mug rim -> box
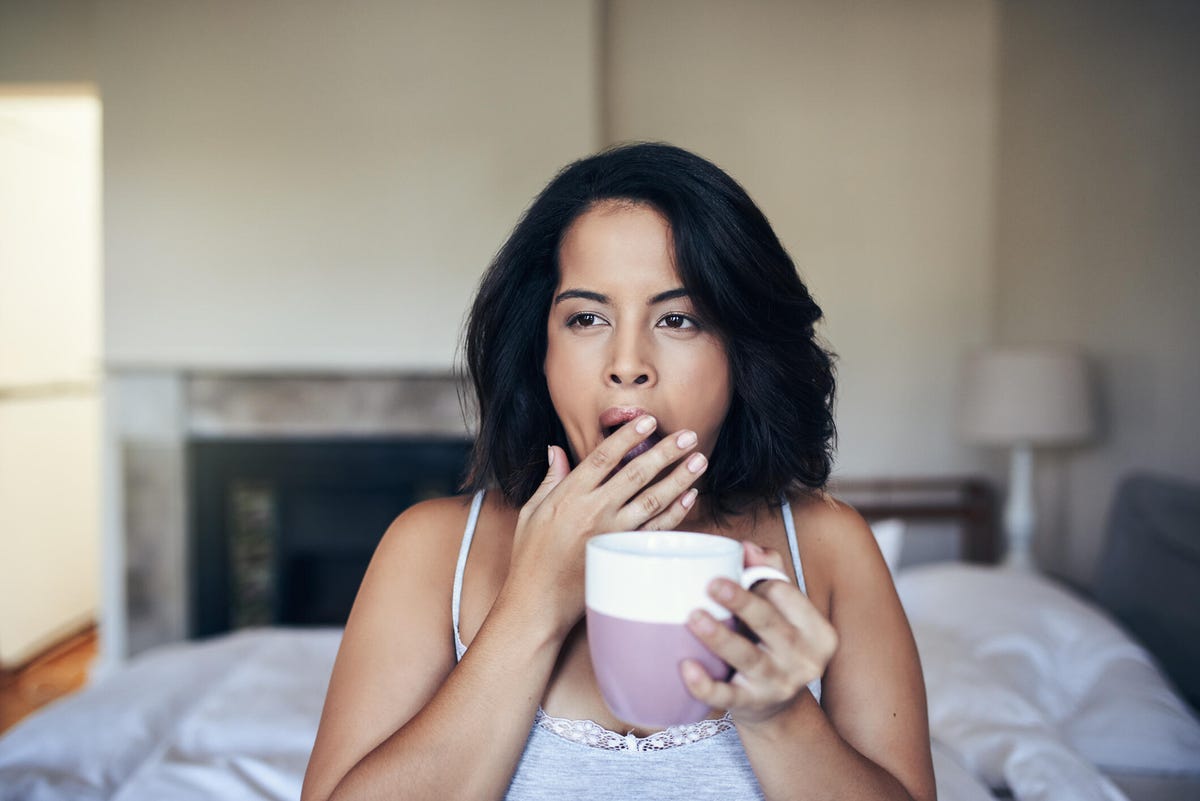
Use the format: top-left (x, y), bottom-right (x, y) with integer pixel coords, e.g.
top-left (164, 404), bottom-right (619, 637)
top-left (587, 530), bottom-right (739, 559)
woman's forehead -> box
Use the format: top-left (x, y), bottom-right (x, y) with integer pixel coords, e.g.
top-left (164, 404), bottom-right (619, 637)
top-left (557, 203), bottom-right (680, 289)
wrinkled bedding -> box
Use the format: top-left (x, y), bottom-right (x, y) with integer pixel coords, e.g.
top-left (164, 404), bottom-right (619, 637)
top-left (2, 566), bottom-right (1198, 801)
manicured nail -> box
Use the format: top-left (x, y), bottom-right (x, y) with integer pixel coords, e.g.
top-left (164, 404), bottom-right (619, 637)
top-left (687, 453), bottom-right (707, 473)
top-left (547, 446), bottom-right (555, 466)
top-left (636, 415), bottom-right (657, 434)
top-left (681, 660), bottom-right (705, 684)
top-left (675, 430), bottom-right (697, 448)
top-left (681, 488), bottom-right (699, 509)
top-left (710, 579), bottom-right (735, 602)
top-left (690, 610), bottom-right (715, 634)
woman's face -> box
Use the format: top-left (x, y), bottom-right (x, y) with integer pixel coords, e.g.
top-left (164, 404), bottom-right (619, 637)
top-left (545, 201), bottom-right (733, 469)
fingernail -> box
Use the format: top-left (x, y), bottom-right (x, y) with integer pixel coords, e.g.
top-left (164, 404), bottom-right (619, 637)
top-left (687, 453), bottom-right (707, 473)
top-left (636, 415), bottom-right (657, 434)
top-left (681, 660), bottom-right (704, 684)
top-left (675, 430), bottom-right (697, 448)
top-left (681, 488), bottom-right (698, 509)
top-left (547, 446), bottom-right (555, 466)
top-left (710, 579), bottom-right (735, 602)
top-left (746, 541), bottom-right (763, 555)
top-left (690, 610), bottom-right (715, 634)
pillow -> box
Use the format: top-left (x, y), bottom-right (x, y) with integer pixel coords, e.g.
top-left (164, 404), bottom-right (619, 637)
top-left (869, 517), bottom-right (905, 574)
top-left (1092, 471), bottom-right (1200, 711)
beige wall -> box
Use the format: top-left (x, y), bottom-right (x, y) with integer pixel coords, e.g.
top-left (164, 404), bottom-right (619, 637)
top-left (98, 0), bottom-right (599, 370)
top-left (0, 0), bottom-right (95, 83)
top-left (994, 0), bottom-right (1200, 583)
top-left (606, 0), bottom-right (999, 478)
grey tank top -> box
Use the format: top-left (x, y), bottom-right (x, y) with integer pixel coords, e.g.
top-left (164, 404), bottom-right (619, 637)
top-left (451, 491), bottom-right (822, 800)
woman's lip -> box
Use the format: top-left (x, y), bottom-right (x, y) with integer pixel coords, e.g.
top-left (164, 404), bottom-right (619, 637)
top-left (598, 406), bottom-right (650, 429)
top-left (618, 432), bottom-right (663, 467)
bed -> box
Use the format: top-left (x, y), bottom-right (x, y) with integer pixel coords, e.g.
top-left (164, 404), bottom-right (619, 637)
top-left (1, 473), bottom-right (1197, 801)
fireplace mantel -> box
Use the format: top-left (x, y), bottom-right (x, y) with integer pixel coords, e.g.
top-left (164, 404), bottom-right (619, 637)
top-left (100, 370), bottom-right (473, 672)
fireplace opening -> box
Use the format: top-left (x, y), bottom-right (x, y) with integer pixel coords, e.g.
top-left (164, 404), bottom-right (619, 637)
top-left (188, 437), bottom-right (473, 637)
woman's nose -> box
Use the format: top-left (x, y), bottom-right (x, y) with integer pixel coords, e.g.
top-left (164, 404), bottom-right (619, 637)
top-left (606, 333), bottom-right (656, 387)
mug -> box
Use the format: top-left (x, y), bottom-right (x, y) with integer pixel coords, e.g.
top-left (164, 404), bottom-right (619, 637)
top-left (585, 530), bottom-right (789, 728)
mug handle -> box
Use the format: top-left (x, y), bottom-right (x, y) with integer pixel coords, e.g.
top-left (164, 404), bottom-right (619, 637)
top-left (740, 565), bottom-right (791, 590)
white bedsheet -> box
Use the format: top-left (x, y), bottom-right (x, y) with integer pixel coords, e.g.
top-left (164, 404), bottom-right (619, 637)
top-left (898, 564), bottom-right (1200, 801)
top-left (3, 566), bottom-right (1197, 801)
top-left (0, 628), bottom-right (339, 801)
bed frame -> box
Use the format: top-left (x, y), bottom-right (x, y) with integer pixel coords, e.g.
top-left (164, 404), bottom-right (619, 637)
top-left (827, 477), bottom-right (999, 565)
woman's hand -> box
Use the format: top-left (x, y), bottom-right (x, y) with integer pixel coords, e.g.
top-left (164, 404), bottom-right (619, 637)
top-left (501, 415), bottom-right (709, 639)
top-left (681, 542), bottom-right (838, 727)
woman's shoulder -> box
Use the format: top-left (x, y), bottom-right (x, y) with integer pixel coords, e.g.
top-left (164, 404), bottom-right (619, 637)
top-left (375, 490), bottom-right (519, 564)
top-left (371, 493), bottom-right (482, 570)
top-left (784, 488), bottom-right (891, 590)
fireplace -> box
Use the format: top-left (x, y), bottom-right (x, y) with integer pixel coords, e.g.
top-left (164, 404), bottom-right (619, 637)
top-left (188, 436), bottom-right (471, 637)
top-left (106, 371), bottom-right (474, 662)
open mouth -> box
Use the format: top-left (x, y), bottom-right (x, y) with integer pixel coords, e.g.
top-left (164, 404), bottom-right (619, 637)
top-left (599, 407), bottom-right (664, 468)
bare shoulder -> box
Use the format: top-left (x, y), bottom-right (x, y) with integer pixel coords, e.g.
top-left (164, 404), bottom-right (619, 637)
top-left (784, 490), bottom-right (891, 601)
top-left (369, 494), bottom-right (478, 575)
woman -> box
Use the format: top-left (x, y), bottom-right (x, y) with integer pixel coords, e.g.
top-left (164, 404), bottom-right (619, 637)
top-left (302, 143), bottom-right (935, 801)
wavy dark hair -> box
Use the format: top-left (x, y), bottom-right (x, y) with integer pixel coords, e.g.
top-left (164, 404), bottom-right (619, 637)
top-left (462, 142), bottom-right (836, 513)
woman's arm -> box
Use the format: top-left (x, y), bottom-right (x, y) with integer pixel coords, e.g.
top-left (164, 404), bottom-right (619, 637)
top-left (301, 496), bottom-right (564, 801)
top-left (682, 501), bottom-right (936, 801)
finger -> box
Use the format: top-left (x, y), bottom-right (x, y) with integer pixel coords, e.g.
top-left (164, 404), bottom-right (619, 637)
top-left (617, 441), bottom-right (707, 527)
top-left (523, 444), bottom-right (571, 511)
top-left (572, 415), bottom-right (660, 487)
top-left (712, 577), bottom-right (837, 670)
top-left (742, 541), bottom-right (787, 572)
top-left (639, 487), bottom-right (699, 531)
top-left (686, 608), bottom-right (771, 681)
top-left (604, 427), bottom-right (701, 508)
top-left (680, 658), bottom-right (741, 710)
top-left (707, 578), bottom-right (801, 660)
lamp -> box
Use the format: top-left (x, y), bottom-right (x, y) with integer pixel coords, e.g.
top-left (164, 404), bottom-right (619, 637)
top-left (958, 347), bottom-right (1096, 569)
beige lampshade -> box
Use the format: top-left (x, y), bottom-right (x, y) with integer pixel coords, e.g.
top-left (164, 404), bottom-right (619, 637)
top-left (959, 347), bottom-right (1096, 445)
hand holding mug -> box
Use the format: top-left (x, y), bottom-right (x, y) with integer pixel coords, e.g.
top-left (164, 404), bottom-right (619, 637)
top-left (680, 542), bottom-right (839, 727)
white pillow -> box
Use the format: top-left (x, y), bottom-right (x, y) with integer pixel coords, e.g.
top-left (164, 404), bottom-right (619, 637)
top-left (869, 518), bottom-right (905, 574)
top-left (898, 564), bottom-right (1200, 775)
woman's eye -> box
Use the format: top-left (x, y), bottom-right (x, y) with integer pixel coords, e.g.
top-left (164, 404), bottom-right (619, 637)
top-left (658, 313), bottom-right (697, 330)
top-left (567, 312), bottom-right (603, 328)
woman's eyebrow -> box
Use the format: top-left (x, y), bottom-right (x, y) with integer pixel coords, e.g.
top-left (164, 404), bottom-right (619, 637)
top-left (553, 287), bottom-right (690, 305)
top-left (554, 289), bottom-right (608, 305)
top-left (649, 288), bottom-right (689, 305)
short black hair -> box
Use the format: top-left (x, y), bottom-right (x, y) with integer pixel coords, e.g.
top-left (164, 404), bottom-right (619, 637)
top-left (462, 142), bottom-right (836, 512)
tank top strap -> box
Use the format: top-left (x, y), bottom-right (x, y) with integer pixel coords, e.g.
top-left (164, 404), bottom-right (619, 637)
top-left (452, 489), bottom-right (487, 662)
top-left (779, 494), bottom-right (809, 596)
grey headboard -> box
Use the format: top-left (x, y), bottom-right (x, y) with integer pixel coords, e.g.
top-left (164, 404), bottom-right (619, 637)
top-left (1092, 471), bottom-right (1200, 711)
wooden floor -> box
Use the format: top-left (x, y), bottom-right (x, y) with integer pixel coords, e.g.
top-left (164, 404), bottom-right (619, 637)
top-left (0, 626), bottom-right (97, 735)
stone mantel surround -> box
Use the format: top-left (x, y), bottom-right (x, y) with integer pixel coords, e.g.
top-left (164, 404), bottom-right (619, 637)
top-left (97, 370), bottom-right (471, 678)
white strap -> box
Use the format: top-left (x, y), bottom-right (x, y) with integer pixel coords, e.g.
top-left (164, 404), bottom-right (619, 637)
top-left (780, 495), bottom-right (808, 596)
top-left (452, 490), bottom-right (487, 660)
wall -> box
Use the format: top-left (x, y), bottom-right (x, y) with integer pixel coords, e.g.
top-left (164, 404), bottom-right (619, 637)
top-left (98, 0), bottom-right (599, 371)
top-left (605, 0), bottom-right (999, 479)
top-left (994, 0), bottom-right (1200, 582)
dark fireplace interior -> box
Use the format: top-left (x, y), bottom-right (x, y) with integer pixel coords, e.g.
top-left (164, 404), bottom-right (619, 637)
top-left (188, 437), bottom-right (473, 637)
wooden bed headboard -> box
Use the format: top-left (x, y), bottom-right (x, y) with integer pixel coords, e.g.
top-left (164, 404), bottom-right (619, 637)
top-left (825, 477), bottom-right (999, 565)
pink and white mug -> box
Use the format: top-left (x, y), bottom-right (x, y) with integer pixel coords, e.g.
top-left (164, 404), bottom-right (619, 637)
top-left (585, 531), bottom-right (789, 728)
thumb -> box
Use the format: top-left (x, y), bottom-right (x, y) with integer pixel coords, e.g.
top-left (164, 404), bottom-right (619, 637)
top-left (743, 540), bottom-right (787, 572)
top-left (527, 445), bottom-right (570, 507)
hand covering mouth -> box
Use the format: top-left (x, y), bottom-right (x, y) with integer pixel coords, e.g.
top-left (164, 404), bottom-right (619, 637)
top-left (599, 407), bottom-right (664, 468)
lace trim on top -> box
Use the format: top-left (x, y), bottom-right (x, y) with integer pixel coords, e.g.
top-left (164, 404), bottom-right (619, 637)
top-left (534, 707), bottom-right (736, 752)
